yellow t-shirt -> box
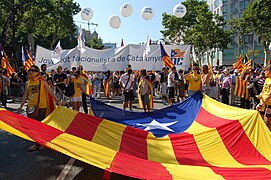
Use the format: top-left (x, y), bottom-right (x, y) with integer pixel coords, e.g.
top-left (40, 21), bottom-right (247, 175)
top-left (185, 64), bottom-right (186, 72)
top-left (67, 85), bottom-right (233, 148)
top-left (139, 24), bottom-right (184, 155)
top-left (185, 73), bottom-right (201, 91)
top-left (73, 77), bottom-right (82, 97)
top-left (262, 78), bottom-right (271, 105)
top-left (27, 78), bottom-right (47, 108)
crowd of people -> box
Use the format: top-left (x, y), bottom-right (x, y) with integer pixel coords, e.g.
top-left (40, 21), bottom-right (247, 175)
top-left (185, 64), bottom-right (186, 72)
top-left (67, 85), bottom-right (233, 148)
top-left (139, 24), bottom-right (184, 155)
top-left (0, 64), bottom-right (267, 110)
top-left (0, 63), bottom-right (270, 146)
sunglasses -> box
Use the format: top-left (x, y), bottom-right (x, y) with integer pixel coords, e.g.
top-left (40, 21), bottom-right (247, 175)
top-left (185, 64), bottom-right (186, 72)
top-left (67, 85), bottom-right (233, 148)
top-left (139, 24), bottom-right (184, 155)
top-left (28, 69), bottom-right (39, 72)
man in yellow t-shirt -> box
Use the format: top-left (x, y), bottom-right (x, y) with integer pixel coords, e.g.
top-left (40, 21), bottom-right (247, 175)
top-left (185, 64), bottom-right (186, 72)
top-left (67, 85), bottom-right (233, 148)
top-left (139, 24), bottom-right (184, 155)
top-left (256, 65), bottom-right (271, 131)
top-left (183, 66), bottom-right (202, 96)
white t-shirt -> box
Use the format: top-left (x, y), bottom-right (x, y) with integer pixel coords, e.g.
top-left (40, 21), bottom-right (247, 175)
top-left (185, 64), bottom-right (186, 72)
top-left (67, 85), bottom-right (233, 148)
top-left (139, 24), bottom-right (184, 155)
top-left (167, 71), bottom-right (175, 87)
top-left (120, 73), bottom-right (135, 91)
top-left (154, 72), bottom-right (160, 82)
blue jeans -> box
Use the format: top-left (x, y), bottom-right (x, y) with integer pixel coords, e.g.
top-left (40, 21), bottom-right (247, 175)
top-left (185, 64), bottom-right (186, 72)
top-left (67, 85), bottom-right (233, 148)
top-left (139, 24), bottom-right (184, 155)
top-left (1, 90), bottom-right (7, 106)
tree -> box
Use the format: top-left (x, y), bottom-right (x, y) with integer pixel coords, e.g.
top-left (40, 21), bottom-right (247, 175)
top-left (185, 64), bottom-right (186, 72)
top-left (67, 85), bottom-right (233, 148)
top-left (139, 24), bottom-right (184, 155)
top-left (86, 36), bottom-right (104, 50)
top-left (18, 0), bottom-right (80, 49)
top-left (0, 0), bottom-right (80, 68)
top-left (161, 0), bottom-right (232, 65)
top-left (241, 0), bottom-right (271, 65)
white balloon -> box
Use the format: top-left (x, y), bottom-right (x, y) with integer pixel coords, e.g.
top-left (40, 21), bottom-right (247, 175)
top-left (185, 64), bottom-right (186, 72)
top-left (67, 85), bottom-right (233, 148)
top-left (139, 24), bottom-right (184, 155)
top-left (120, 3), bottom-right (133, 17)
top-left (109, 15), bottom-right (121, 29)
top-left (81, 8), bottom-right (93, 21)
top-left (141, 7), bottom-right (154, 20)
top-left (173, 4), bottom-right (187, 18)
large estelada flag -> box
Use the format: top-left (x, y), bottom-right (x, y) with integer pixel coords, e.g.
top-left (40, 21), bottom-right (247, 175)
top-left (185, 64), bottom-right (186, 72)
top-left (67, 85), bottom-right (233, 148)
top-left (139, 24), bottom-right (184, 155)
top-left (1, 92), bottom-right (271, 179)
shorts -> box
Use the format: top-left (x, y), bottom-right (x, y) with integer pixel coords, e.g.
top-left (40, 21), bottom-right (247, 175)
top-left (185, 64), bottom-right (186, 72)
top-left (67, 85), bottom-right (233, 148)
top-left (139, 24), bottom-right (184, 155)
top-left (71, 96), bottom-right (82, 102)
top-left (168, 87), bottom-right (175, 98)
top-left (259, 105), bottom-right (271, 117)
top-left (123, 90), bottom-right (134, 102)
top-left (141, 94), bottom-right (150, 105)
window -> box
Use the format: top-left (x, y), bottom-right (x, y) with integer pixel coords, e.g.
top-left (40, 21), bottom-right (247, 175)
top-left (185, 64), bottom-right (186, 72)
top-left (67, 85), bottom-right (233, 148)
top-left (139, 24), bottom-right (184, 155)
top-left (245, 0), bottom-right (250, 8)
top-left (224, 15), bottom-right (227, 21)
top-left (240, 1), bottom-right (245, 11)
top-left (223, 4), bottom-right (227, 13)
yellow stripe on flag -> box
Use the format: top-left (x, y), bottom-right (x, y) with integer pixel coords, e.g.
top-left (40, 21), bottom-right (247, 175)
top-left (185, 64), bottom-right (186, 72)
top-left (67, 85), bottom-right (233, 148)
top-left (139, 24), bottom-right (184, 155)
top-left (147, 133), bottom-right (179, 164)
top-left (238, 112), bottom-right (271, 161)
top-left (186, 121), bottom-right (244, 167)
top-left (47, 133), bottom-right (116, 170)
top-left (42, 106), bottom-right (78, 132)
top-left (201, 94), bottom-right (271, 162)
top-left (92, 120), bottom-right (126, 151)
top-left (163, 163), bottom-right (224, 180)
top-left (0, 121), bottom-right (33, 142)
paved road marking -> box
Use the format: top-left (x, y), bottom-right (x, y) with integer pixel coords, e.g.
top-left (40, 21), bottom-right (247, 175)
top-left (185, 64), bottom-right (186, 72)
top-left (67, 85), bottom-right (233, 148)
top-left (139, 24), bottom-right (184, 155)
top-left (56, 158), bottom-right (75, 180)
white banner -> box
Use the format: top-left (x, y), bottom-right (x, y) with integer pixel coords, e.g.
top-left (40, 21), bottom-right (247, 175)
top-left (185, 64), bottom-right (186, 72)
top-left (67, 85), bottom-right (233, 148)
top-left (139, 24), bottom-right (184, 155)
top-left (35, 44), bottom-right (191, 71)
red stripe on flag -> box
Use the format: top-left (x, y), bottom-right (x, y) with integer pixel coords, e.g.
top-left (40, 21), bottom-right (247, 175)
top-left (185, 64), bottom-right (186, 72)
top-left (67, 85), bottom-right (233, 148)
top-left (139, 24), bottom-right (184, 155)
top-left (170, 130), bottom-right (271, 179)
top-left (65, 113), bottom-right (103, 141)
top-left (119, 126), bottom-right (148, 159)
top-left (211, 167), bottom-right (271, 180)
top-left (195, 108), bottom-right (271, 165)
top-left (108, 152), bottom-right (172, 179)
top-left (170, 132), bottom-right (209, 166)
top-left (0, 110), bottom-right (62, 144)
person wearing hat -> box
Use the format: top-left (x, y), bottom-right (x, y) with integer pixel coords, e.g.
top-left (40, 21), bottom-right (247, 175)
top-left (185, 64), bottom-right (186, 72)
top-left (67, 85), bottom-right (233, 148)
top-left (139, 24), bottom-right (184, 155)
top-left (230, 69), bottom-right (239, 105)
top-left (183, 66), bottom-right (202, 96)
top-left (219, 69), bottom-right (232, 105)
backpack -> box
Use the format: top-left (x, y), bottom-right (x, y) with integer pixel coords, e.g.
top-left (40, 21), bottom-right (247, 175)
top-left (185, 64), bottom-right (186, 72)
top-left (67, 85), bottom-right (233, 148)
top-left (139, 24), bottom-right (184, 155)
top-left (64, 82), bottom-right (75, 97)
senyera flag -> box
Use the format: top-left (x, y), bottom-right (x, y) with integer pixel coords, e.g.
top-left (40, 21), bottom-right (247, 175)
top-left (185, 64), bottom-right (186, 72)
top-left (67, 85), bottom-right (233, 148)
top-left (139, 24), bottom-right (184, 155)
top-left (1, 92), bottom-right (271, 179)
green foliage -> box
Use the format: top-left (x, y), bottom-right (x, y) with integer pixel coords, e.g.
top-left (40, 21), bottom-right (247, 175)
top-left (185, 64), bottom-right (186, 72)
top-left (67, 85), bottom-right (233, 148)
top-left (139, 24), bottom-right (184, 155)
top-left (161, 0), bottom-right (232, 62)
top-left (242, 0), bottom-right (271, 47)
top-left (0, 0), bottom-right (80, 55)
top-left (86, 36), bottom-right (104, 50)
top-left (229, 0), bottom-right (271, 63)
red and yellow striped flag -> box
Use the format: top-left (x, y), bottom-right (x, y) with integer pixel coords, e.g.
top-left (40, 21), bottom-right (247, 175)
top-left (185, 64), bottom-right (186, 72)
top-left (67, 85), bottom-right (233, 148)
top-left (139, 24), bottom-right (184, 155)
top-left (160, 42), bottom-right (174, 69)
top-left (234, 76), bottom-right (249, 99)
top-left (2, 93), bottom-right (271, 179)
top-left (233, 55), bottom-right (243, 73)
top-left (243, 59), bottom-right (252, 71)
top-left (1, 51), bottom-right (15, 77)
top-left (22, 48), bottom-right (35, 71)
top-left (80, 70), bottom-right (92, 96)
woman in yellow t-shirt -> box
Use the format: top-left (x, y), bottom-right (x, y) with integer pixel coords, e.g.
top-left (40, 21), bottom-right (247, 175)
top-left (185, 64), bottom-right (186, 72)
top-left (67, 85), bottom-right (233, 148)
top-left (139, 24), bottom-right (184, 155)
top-left (184, 66), bottom-right (202, 96)
top-left (17, 65), bottom-right (61, 151)
top-left (71, 71), bottom-right (83, 111)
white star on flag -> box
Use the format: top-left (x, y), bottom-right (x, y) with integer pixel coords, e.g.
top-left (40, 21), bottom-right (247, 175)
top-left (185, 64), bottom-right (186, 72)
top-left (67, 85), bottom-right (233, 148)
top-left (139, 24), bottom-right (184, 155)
top-left (137, 119), bottom-right (177, 132)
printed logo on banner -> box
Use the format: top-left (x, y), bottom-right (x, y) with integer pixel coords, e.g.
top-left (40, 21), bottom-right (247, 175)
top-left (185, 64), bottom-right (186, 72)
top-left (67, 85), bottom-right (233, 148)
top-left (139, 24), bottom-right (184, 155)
top-left (170, 48), bottom-right (185, 65)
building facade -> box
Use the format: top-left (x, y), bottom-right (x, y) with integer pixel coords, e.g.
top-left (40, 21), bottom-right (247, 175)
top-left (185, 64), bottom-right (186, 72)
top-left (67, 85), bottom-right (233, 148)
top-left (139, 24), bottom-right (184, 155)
top-left (205, 0), bottom-right (267, 67)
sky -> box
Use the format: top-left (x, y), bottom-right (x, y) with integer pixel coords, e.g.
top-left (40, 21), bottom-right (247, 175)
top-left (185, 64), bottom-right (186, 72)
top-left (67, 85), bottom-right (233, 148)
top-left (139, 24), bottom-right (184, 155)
top-left (73, 0), bottom-right (185, 47)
